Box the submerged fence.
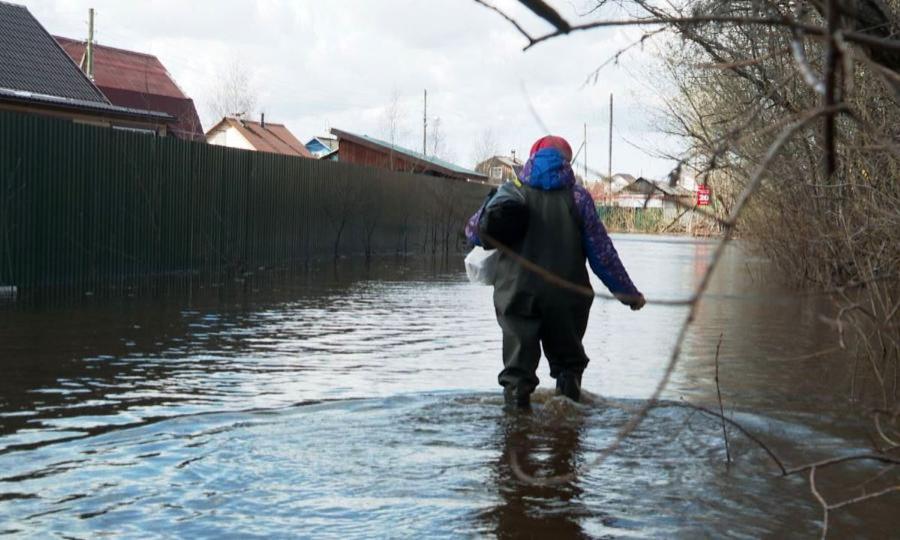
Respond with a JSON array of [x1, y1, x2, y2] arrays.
[[0, 110, 488, 299]]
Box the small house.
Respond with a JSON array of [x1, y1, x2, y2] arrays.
[[0, 2, 171, 133], [330, 128, 488, 182], [475, 154, 524, 186], [614, 177, 693, 216], [55, 36, 204, 141], [607, 173, 636, 194], [206, 115, 313, 158], [305, 135, 338, 158]]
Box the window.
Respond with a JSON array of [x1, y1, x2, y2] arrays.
[[490, 166, 503, 180]]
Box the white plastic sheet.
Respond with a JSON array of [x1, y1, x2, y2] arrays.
[[464, 246, 498, 285]]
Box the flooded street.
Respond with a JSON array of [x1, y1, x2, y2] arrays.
[[1, 235, 897, 538]]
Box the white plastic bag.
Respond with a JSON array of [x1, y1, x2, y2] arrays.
[[465, 246, 498, 285]]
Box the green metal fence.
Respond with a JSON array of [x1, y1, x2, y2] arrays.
[[0, 110, 488, 299]]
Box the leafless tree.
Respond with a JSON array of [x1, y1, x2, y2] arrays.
[[471, 127, 500, 168], [429, 116, 453, 161], [206, 61, 258, 124], [474, 0, 900, 531], [380, 90, 408, 170]]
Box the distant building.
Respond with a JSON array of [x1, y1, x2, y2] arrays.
[[305, 135, 338, 158], [607, 173, 636, 194], [475, 154, 523, 186], [0, 2, 171, 133], [55, 36, 204, 141], [614, 177, 693, 211], [206, 115, 313, 158], [330, 128, 488, 182]]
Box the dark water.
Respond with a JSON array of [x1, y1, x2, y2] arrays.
[[1, 235, 897, 538]]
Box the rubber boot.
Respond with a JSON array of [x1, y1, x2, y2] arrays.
[[503, 385, 531, 410], [555, 372, 581, 403]]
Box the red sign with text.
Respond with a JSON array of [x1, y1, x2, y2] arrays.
[[697, 185, 711, 206]]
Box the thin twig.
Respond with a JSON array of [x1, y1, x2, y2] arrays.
[[519, 81, 551, 134], [714, 333, 731, 465], [481, 231, 692, 307], [472, 0, 534, 43], [792, 30, 827, 94], [698, 46, 791, 70], [764, 345, 843, 363], [785, 453, 900, 476], [874, 410, 900, 447], [582, 28, 666, 87], [827, 484, 900, 510], [525, 16, 830, 50], [810, 467, 829, 540], [474, 1, 900, 58], [666, 401, 787, 475]]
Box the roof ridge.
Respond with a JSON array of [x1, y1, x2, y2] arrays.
[[21, 6, 111, 105], [54, 34, 162, 61], [221, 117, 309, 157], [235, 117, 288, 128], [54, 34, 188, 99], [331, 127, 484, 178]]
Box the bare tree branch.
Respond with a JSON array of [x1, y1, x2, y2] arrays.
[[518, 0, 571, 32]]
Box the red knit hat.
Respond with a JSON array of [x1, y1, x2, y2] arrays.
[[529, 135, 573, 161]]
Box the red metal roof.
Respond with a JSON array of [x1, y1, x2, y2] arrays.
[[54, 36, 203, 141], [55, 36, 185, 97], [330, 128, 487, 181], [209, 117, 313, 158]]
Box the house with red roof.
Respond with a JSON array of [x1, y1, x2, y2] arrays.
[[54, 36, 204, 141], [0, 3, 170, 133], [205, 115, 313, 158], [330, 128, 487, 182]]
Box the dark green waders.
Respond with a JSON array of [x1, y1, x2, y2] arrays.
[[491, 186, 593, 405]]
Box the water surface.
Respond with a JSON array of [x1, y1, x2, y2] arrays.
[[1, 235, 897, 538]]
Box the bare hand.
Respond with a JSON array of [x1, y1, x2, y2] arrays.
[[630, 294, 646, 311], [615, 293, 646, 311]]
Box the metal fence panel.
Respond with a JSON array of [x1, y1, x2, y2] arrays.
[[0, 110, 489, 298]]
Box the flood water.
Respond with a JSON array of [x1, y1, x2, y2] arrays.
[[1, 235, 897, 538]]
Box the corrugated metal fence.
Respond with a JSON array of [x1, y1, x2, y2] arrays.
[[0, 110, 488, 299]]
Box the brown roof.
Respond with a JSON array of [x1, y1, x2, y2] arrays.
[[54, 36, 186, 98], [208, 117, 313, 158], [330, 127, 487, 181], [54, 36, 203, 140]]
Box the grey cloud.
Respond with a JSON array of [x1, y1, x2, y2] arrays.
[[22, 0, 678, 175]]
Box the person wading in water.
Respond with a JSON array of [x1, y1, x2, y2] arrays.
[[466, 135, 645, 409]]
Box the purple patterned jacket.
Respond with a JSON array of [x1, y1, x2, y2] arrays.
[[466, 148, 640, 297]]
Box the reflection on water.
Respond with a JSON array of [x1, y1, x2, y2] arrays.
[[1, 236, 898, 537], [482, 399, 590, 539]]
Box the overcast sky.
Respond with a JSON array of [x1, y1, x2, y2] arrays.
[[21, 0, 681, 178]]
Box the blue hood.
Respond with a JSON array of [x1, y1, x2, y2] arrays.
[[518, 148, 576, 190]]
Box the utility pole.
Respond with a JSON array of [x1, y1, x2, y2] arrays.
[[583, 123, 588, 183], [607, 93, 613, 183], [423, 89, 427, 156], [86, 8, 95, 81]]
